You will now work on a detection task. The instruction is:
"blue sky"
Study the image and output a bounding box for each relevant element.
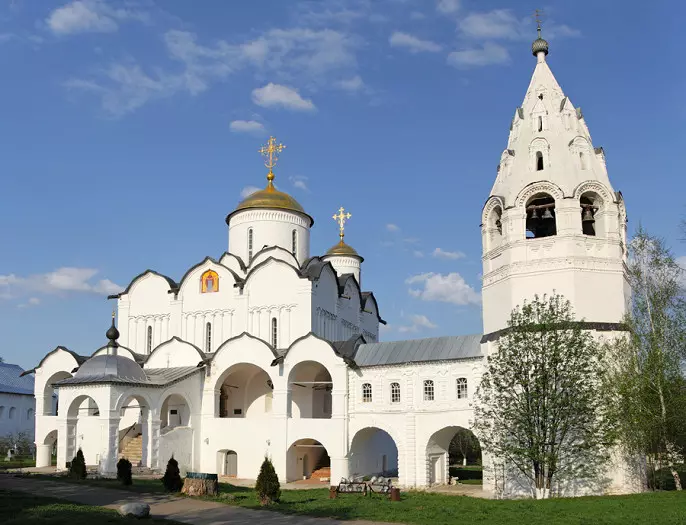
[0,0,683,369]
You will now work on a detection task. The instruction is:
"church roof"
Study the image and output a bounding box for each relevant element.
[352,334,483,367]
[325,240,361,258]
[0,363,34,395]
[55,365,202,387]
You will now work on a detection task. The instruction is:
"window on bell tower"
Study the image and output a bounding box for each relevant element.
[579,151,587,170]
[248,228,254,261]
[526,194,557,239]
[537,116,543,132]
[291,229,297,256]
[536,151,544,171]
[147,325,153,353]
[271,317,278,348]
[205,322,212,352]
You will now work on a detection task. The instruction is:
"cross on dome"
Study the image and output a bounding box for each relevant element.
[259,136,286,183]
[332,206,352,241]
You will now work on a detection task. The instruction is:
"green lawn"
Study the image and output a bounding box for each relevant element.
[38,474,686,525]
[0,489,174,524]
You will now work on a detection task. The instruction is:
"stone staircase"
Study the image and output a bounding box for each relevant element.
[118,434,143,466]
[310,466,331,482]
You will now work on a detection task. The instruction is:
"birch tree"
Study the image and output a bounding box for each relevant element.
[474,294,614,499]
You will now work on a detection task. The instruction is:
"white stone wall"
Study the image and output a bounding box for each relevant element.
[0,393,35,439]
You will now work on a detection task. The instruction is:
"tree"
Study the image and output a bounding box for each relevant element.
[449,428,481,466]
[474,293,614,499]
[161,456,183,492]
[117,458,133,486]
[255,456,281,505]
[69,448,87,479]
[606,228,686,491]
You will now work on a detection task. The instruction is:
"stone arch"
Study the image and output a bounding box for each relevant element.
[217,449,238,477]
[213,362,275,419]
[515,181,564,208]
[482,196,505,252]
[349,426,400,480]
[287,438,331,482]
[159,392,192,430]
[37,429,58,468]
[529,137,550,172]
[574,181,614,239]
[65,394,101,466]
[42,371,73,416]
[424,425,482,486]
[115,393,153,467]
[287,360,333,419]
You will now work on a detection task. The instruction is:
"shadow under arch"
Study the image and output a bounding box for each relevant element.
[349,426,399,479]
[425,425,482,486]
[213,362,275,418]
[287,360,333,419]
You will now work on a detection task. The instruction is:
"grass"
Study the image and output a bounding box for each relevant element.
[0,489,174,524]
[38,474,686,525]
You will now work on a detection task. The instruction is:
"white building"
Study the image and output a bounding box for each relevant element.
[27,31,640,496]
[0,363,37,440]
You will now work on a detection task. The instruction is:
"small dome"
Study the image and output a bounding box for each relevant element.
[326,240,360,257]
[532,37,549,56]
[74,354,147,383]
[106,323,119,342]
[227,181,313,226]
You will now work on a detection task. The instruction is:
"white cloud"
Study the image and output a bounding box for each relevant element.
[17,297,41,309]
[398,314,438,333]
[413,251,424,258]
[240,186,260,199]
[46,0,147,35]
[447,42,509,68]
[289,175,309,191]
[432,247,466,260]
[458,9,580,41]
[406,272,480,305]
[0,267,121,300]
[410,11,426,20]
[437,0,460,14]
[389,32,441,53]
[336,75,364,91]
[229,120,265,135]
[386,223,400,232]
[251,83,316,111]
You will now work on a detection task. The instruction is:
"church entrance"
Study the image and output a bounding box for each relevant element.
[224,451,237,477]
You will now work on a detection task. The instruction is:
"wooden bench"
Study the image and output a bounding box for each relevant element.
[331,477,399,500]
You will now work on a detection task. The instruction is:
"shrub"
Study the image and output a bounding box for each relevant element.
[255,456,281,505]
[117,458,133,486]
[69,448,87,480]
[161,456,183,492]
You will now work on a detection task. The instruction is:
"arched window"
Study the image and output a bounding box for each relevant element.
[362,383,372,403]
[579,151,587,170]
[205,322,212,352]
[581,194,597,236]
[536,151,544,171]
[248,228,254,261]
[9,407,16,420]
[537,116,543,132]
[27,408,34,420]
[291,229,297,256]
[526,194,557,239]
[271,317,278,348]
[456,378,468,399]
[147,326,153,353]
[390,382,401,403]
[423,380,435,401]
[0,406,4,419]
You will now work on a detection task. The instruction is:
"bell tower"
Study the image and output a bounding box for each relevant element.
[480,24,629,339]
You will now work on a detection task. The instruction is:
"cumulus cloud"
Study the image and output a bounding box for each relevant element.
[229,120,265,134]
[432,247,466,260]
[0,267,121,300]
[447,42,509,68]
[398,314,438,333]
[458,9,580,41]
[251,83,316,111]
[46,0,147,35]
[406,272,480,305]
[336,75,364,92]
[289,175,309,191]
[437,0,461,14]
[389,32,442,53]
[386,223,400,232]
[240,186,260,199]
[413,251,424,258]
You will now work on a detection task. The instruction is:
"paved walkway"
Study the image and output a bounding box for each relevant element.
[0,475,398,525]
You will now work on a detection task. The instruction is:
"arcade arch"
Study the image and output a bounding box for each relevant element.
[349,427,399,479]
[288,361,332,419]
[287,438,330,482]
[425,426,482,485]
[214,363,273,418]
[42,371,72,416]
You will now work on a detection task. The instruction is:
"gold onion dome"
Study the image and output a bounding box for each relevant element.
[326,239,360,257]
[325,206,362,259]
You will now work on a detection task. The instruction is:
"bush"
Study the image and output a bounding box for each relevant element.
[161,456,182,492]
[255,456,281,505]
[69,448,87,480]
[117,458,133,486]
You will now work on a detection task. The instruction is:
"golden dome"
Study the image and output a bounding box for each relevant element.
[326,240,360,257]
[227,181,313,225]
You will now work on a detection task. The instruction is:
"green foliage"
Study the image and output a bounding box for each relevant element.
[68,449,87,480]
[606,228,686,490]
[0,432,33,456]
[161,456,182,492]
[448,428,481,466]
[255,456,281,504]
[474,293,615,498]
[449,466,483,481]
[116,458,133,486]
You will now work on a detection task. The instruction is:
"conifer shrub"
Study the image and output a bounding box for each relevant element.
[69,448,87,480]
[117,458,133,486]
[255,456,281,505]
[161,455,183,492]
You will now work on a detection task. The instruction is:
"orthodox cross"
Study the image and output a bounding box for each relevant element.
[534,9,544,36]
[258,136,286,181]
[332,207,352,241]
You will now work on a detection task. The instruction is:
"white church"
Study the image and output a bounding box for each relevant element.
[26,30,638,497]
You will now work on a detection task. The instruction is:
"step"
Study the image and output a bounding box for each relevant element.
[310,467,331,480]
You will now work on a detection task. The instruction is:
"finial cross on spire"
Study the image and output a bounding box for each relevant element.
[534,8,544,36]
[332,206,352,241]
[258,136,286,182]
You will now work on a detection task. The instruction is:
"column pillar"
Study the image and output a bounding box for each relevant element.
[149,418,162,470]
[36,444,52,468]
[57,417,72,471]
[99,411,120,477]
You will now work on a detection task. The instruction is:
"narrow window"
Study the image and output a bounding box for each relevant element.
[248,228,254,261]
[390,382,401,403]
[362,383,372,403]
[579,151,587,170]
[27,408,34,420]
[537,116,543,132]
[9,407,16,420]
[205,322,212,352]
[536,151,544,171]
[423,380,435,401]
[291,229,297,256]
[147,325,153,353]
[271,317,278,348]
[456,378,468,399]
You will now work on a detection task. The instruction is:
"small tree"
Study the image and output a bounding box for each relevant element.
[161,455,183,492]
[474,293,615,499]
[69,448,87,480]
[117,458,133,486]
[255,456,281,505]
[449,428,481,466]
